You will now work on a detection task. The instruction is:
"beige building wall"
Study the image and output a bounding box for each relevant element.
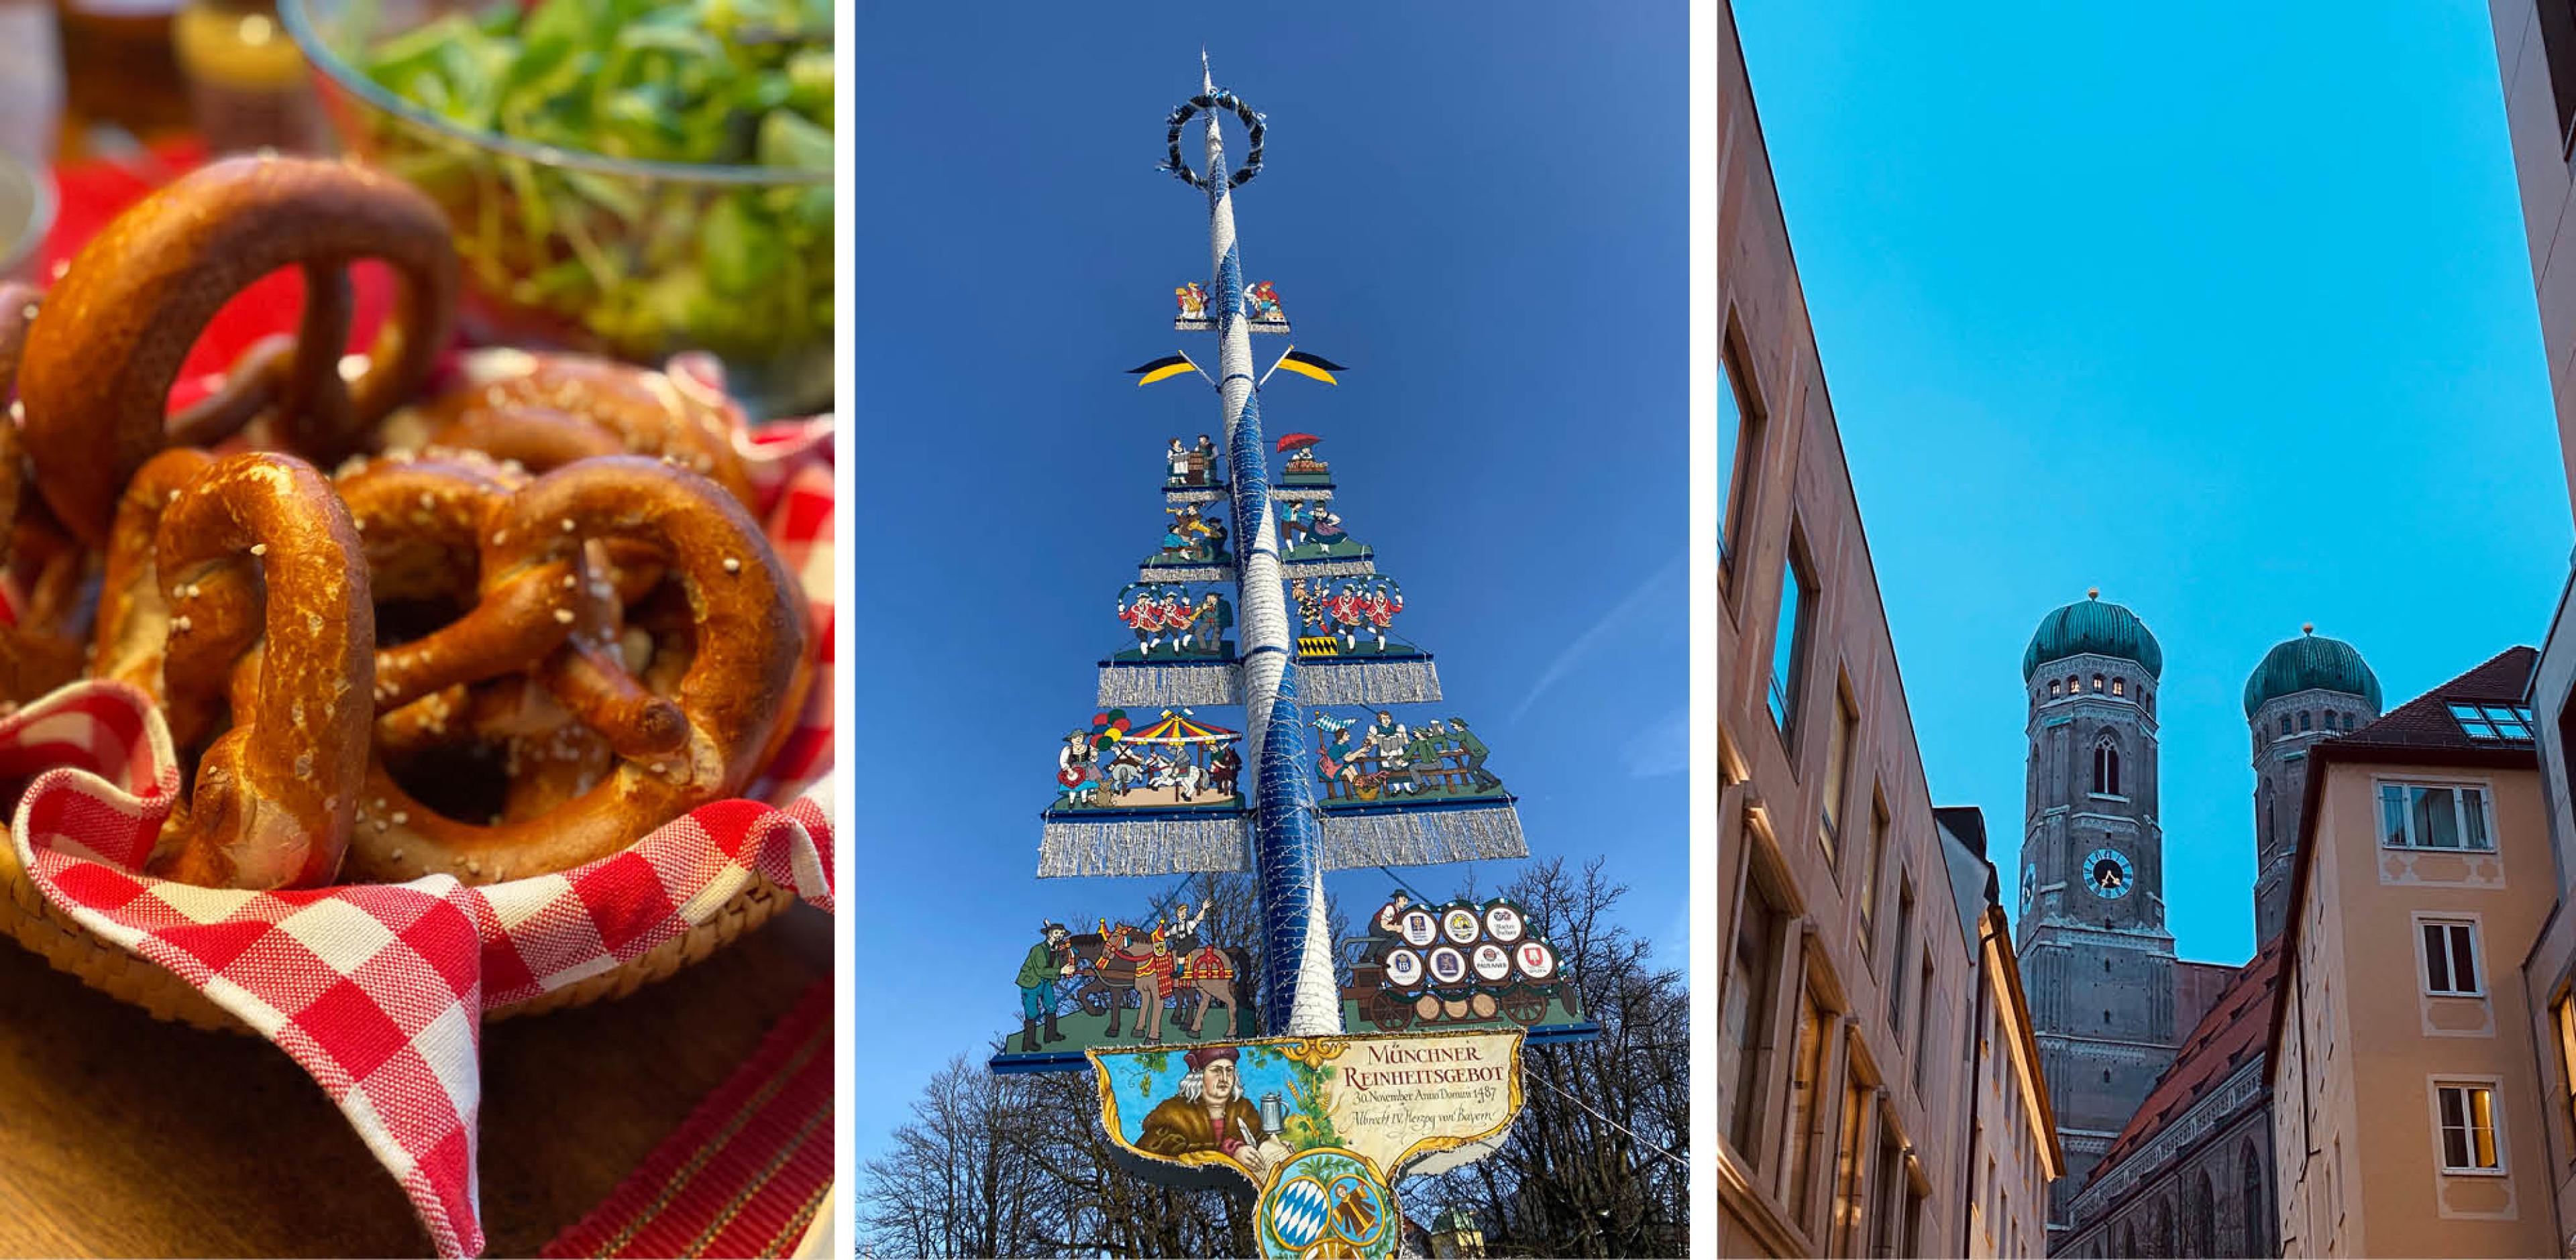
[1960,905,2063,1260]
[1718,3,2051,1255]
[2273,746,2553,1257]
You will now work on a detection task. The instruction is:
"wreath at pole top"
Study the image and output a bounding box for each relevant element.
[1159,90,1267,189]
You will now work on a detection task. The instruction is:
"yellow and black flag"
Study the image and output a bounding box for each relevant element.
[1127,353,1200,386]
[1271,348,1348,385]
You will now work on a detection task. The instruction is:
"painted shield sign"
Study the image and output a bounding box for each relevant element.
[1399,909,1438,948]
[1259,1147,1397,1260]
[1383,948,1425,988]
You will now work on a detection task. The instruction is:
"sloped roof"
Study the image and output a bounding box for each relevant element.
[2326,646,2534,752]
[2089,940,2283,1182]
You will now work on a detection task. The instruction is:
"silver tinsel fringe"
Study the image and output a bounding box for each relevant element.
[1136,565,1232,583]
[1039,815,1254,877]
[1320,805,1527,870]
[1281,558,1376,579]
[1096,662,1244,706]
[1271,485,1334,502]
[1163,486,1229,506]
[1297,657,1443,705]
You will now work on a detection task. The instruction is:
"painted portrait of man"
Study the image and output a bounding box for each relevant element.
[1134,1045,1291,1180]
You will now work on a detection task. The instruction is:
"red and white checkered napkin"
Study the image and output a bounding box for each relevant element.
[0,395,841,1259]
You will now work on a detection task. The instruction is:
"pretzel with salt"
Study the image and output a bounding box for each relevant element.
[413,353,758,510]
[133,453,375,889]
[341,455,804,884]
[15,154,459,545]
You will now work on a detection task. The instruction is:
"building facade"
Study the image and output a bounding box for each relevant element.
[1942,807,2068,1260]
[2268,648,2554,1257]
[1717,4,2055,1253]
[2490,3,2576,1254]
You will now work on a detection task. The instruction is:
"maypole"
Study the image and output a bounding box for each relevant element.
[1002,57,1595,1259]
[1181,56,1339,1038]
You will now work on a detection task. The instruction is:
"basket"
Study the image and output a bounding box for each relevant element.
[0,833,798,1033]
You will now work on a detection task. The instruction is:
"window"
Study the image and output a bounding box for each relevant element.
[2436,1082,2504,1172]
[2092,673,2104,691]
[2378,781,2494,850]
[2420,919,2482,994]
[1725,879,1783,1157]
[1719,335,1762,592]
[2112,676,2125,697]
[2300,710,2312,732]
[2239,1143,2265,1257]
[1888,880,1915,1028]
[1913,953,1935,1093]
[2556,995,2576,1143]
[1782,990,1829,1222]
[2143,687,2153,715]
[2092,740,2122,796]
[2540,0,2576,151]
[1829,1073,1870,1255]
[2449,703,2535,742]
[2281,715,2294,736]
[2067,675,2079,695]
[2049,679,2063,697]
[1859,797,1887,962]
[1820,683,1857,868]
[1768,530,1818,739]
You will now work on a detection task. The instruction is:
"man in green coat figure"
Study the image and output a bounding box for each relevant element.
[1016,922,1074,1053]
[1448,718,1503,793]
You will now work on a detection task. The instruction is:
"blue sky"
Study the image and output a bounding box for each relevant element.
[1731,1,2571,966]
[851,6,1684,1161]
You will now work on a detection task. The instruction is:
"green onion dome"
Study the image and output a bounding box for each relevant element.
[2023,589,2163,682]
[2243,626,2379,718]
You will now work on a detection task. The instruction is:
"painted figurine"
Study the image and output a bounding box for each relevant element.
[1014,921,1075,1052]
[1247,280,1283,323]
[1177,281,1208,321]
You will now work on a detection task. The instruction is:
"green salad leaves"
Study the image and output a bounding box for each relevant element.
[352,0,833,406]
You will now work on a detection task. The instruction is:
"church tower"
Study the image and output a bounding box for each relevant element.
[2016,589,2176,1222]
[2244,626,2381,942]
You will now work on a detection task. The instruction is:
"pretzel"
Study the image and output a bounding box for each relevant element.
[0,284,86,707]
[336,451,675,823]
[133,452,375,889]
[413,352,758,510]
[15,153,460,546]
[341,455,806,884]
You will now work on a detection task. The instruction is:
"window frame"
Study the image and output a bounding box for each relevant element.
[2375,777,2498,852]
[2413,914,2485,997]
[2430,1078,2510,1176]
[1719,322,1764,604]
[1819,678,1858,870]
[1766,524,1820,747]
[2449,701,2535,743]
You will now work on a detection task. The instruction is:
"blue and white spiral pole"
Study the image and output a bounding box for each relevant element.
[1172,58,1342,1038]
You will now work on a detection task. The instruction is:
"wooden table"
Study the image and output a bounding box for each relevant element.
[0,901,833,1257]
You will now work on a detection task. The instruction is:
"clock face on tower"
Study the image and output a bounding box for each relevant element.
[2084,848,2135,899]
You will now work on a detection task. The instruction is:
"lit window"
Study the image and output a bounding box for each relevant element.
[2092,675,2104,691]
[2112,677,2125,697]
[2450,703,2536,742]
[2555,996,2576,1143]
[2379,782,2495,851]
[1820,685,1857,867]
[2050,679,2063,697]
[2435,1082,2504,1172]
[2420,919,2482,995]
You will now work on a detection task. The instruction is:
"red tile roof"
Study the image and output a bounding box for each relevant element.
[2327,646,2536,752]
[2088,939,2284,1182]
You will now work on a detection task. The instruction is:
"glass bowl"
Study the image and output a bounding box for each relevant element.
[280,0,833,418]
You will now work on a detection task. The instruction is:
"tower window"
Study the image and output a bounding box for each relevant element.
[2143,689,2153,715]
[2092,674,2104,692]
[2093,741,2123,796]
[2050,679,2063,697]
[2300,711,2313,732]
[2112,677,2125,696]
[2281,715,2294,736]
[2068,675,2080,695]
